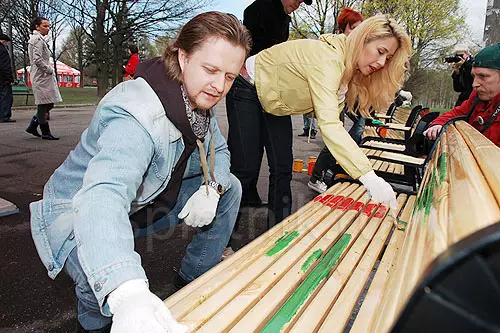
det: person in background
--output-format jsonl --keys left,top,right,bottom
{"left": 233, "top": 15, "right": 412, "bottom": 227}
{"left": 424, "top": 43, "right": 500, "bottom": 148}
{"left": 451, "top": 44, "right": 474, "bottom": 106}
{"left": 307, "top": 7, "right": 364, "bottom": 193}
{"left": 123, "top": 44, "right": 140, "bottom": 81}
{"left": 29, "top": 12, "right": 251, "bottom": 332}
{"left": 224, "top": 0, "right": 312, "bottom": 258}
{"left": 298, "top": 113, "right": 317, "bottom": 138}
{"left": 0, "top": 33, "right": 15, "bottom": 123}
{"left": 25, "top": 16, "right": 61, "bottom": 140}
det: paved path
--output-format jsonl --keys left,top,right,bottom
{"left": 0, "top": 102, "right": 323, "bottom": 332}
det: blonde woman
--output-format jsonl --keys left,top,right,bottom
{"left": 231, "top": 15, "right": 412, "bottom": 224}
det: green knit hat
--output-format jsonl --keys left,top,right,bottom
{"left": 473, "top": 43, "right": 500, "bottom": 70}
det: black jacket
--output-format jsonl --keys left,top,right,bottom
{"left": 0, "top": 43, "right": 14, "bottom": 86}
{"left": 244, "top": 0, "right": 291, "bottom": 56}
{"left": 452, "top": 56, "right": 474, "bottom": 106}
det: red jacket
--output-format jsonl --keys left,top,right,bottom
{"left": 431, "top": 90, "right": 500, "bottom": 147}
{"left": 124, "top": 53, "right": 140, "bottom": 77}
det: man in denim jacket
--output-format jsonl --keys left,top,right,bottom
{"left": 29, "top": 12, "right": 251, "bottom": 333}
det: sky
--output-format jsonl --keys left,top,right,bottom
{"left": 206, "top": 0, "right": 488, "bottom": 44}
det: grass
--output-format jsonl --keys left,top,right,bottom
{"left": 13, "top": 87, "right": 99, "bottom": 107}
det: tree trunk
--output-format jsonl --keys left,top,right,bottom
{"left": 8, "top": 20, "right": 15, "bottom": 80}
{"left": 484, "top": 0, "right": 500, "bottom": 46}
{"left": 95, "top": 0, "right": 109, "bottom": 98}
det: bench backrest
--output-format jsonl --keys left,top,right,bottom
{"left": 374, "top": 120, "right": 500, "bottom": 332}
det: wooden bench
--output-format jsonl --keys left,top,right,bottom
{"left": 360, "top": 110, "right": 439, "bottom": 189}
{"left": 12, "top": 80, "right": 34, "bottom": 105}
{"left": 164, "top": 120, "right": 500, "bottom": 332}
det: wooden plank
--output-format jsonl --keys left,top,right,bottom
{"left": 395, "top": 138, "right": 447, "bottom": 315}
{"left": 317, "top": 195, "right": 409, "bottom": 333}
{"left": 165, "top": 182, "right": 350, "bottom": 313}
{"left": 288, "top": 201, "right": 394, "bottom": 332}
{"left": 386, "top": 123, "right": 411, "bottom": 131}
{"left": 372, "top": 159, "right": 383, "bottom": 170}
{"left": 379, "top": 151, "right": 425, "bottom": 165}
{"left": 364, "top": 141, "right": 405, "bottom": 151}
{"left": 446, "top": 125, "right": 500, "bottom": 244}
{"left": 230, "top": 191, "right": 374, "bottom": 333}
{"left": 178, "top": 185, "right": 364, "bottom": 330}
{"left": 379, "top": 161, "right": 390, "bottom": 172}
{"left": 455, "top": 121, "right": 500, "bottom": 206}
{"left": 202, "top": 187, "right": 370, "bottom": 333}
{"left": 351, "top": 195, "right": 415, "bottom": 333}
{"left": 372, "top": 163, "right": 433, "bottom": 333}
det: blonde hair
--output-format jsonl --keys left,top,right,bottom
{"left": 163, "top": 11, "right": 252, "bottom": 82}
{"left": 341, "top": 15, "right": 413, "bottom": 117}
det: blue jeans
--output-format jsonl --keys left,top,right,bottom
{"left": 348, "top": 116, "right": 366, "bottom": 145}
{"left": 64, "top": 174, "right": 241, "bottom": 330}
{"left": 0, "top": 84, "right": 13, "bottom": 120}
{"left": 302, "top": 114, "right": 316, "bottom": 131}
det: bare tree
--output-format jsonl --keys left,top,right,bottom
{"left": 484, "top": 0, "right": 500, "bottom": 46}
{"left": 290, "top": 0, "right": 361, "bottom": 39}
{"left": 61, "top": 0, "right": 214, "bottom": 97}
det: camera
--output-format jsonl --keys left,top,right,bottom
{"left": 444, "top": 55, "right": 463, "bottom": 63}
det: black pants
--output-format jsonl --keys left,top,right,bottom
{"left": 310, "top": 116, "right": 366, "bottom": 183}
{"left": 0, "top": 84, "right": 13, "bottom": 120}
{"left": 226, "top": 76, "right": 293, "bottom": 230}
{"left": 36, "top": 103, "right": 54, "bottom": 124}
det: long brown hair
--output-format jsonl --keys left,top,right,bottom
{"left": 163, "top": 11, "right": 252, "bottom": 82}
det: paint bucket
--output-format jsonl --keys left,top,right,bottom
{"left": 307, "top": 158, "right": 317, "bottom": 176}
{"left": 293, "top": 159, "right": 303, "bottom": 172}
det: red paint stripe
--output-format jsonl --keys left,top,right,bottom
{"left": 374, "top": 205, "right": 388, "bottom": 218}
{"left": 362, "top": 203, "right": 378, "bottom": 217}
{"left": 350, "top": 201, "right": 365, "bottom": 212}
{"left": 337, "top": 198, "right": 354, "bottom": 211}
{"left": 313, "top": 195, "right": 322, "bottom": 202}
{"left": 325, "top": 195, "right": 344, "bottom": 208}
{"left": 320, "top": 194, "right": 336, "bottom": 203}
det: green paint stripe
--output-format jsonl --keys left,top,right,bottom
{"left": 301, "top": 249, "right": 323, "bottom": 272}
{"left": 438, "top": 152, "right": 448, "bottom": 183}
{"left": 397, "top": 220, "right": 408, "bottom": 231}
{"left": 266, "top": 231, "right": 300, "bottom": 256}
{"left": 261, "top": 234, "right": 352, "bottom": 333}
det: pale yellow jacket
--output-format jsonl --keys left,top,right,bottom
{"left": 254, "top": 33, "right": 372, "bottom": 179}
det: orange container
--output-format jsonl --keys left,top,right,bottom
{"left": 307, "top": 159, "right": 316, "bottom": 176}
{"left": 307, "top": 156, "right": 316, "bottom": 164}
{"left": 293, "top": 159, "right": 303, "bottom": 172}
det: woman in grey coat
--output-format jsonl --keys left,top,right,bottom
{"left": 25, "top": 16, "right": 61, "bottom": 140}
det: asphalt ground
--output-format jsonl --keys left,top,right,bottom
{"left": 0, "top": 100, "right": 323, "bottom": 332}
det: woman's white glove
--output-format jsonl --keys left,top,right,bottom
{"left": 359, "top": 171, "right": 398, "bottom": 210}
{"left": 178, "top": 185, "right": 220, "bottom": 228}
{"left": 108, "top": 279, "right": 188, "bottom": 333}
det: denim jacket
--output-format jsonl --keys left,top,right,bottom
{"left": 30, "top": 77, "right": 231, "bottom": 314}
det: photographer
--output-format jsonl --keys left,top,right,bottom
{"left": 425, "top": 43, "right": 500, "bottom": 148}
{"left": 448, "top": 44, "right": 474, "bottom": 106}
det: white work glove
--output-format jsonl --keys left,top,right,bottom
{"left": 423, "top": 125, "right": 443, "bottom": 140}
{"left": 178, "top": 185, "right": 220, "bottom": 228}
{"left": 359, "top": 171, "right": 398, "bottom": 210}
{"left": 108, "top": 279, "right": 188, "bottom": 333}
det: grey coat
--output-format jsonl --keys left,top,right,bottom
{"left": 28, "top": 31, "right": 62, "bottom": 105}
